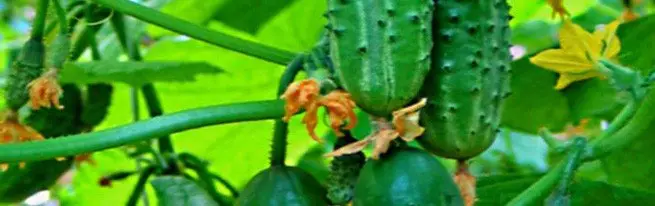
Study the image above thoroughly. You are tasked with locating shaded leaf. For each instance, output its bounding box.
[501,57,570,133]
[151,176,219,206]
[59,61,222,86]
[477,176,655,205]
[212,0,300,34]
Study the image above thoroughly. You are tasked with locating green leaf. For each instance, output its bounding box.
[147,0,227,37]
[602,122,655,191]
[477,176,655,205]
[212,0,300,34]
[59,61,223,86]
[151,176,219,206]
[501,57,570,133]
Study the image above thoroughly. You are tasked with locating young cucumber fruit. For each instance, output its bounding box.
[353,147,463,206]
[418,0,512,160]
[236,166,329,206]
[327,0,434,117]
[326,131,365,205]
[6,38,45,111]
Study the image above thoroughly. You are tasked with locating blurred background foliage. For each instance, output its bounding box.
[1,0,655,205]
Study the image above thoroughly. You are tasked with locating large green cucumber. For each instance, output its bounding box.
[353,147,463,206]
[327,0,434,117]
[418,0,512,160]
[236,166,329,206]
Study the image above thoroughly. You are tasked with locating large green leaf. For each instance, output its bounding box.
[501,57,570,133]
[151,176,218,206]
[211,0,300,34]
[59,61,222,86]
[477,176,655,205]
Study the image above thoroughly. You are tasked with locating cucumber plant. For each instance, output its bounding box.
[0,0,653,205]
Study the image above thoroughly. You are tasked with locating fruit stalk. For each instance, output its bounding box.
[30,0,50,40]
[270,56,304,166]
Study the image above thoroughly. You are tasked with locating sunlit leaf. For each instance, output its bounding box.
[59,61,223,86]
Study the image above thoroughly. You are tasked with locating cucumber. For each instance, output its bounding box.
[6,38,45,111]
[81,84,113,128]
[418,0,512,160]
[327,0,434,117]
[353,147,463,206]
[326,131,365,205]
[236,166,328,206]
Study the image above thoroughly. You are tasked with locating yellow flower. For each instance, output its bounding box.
[530,20,622,89]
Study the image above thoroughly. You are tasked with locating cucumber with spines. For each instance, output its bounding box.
[326,131,365,205]
[5,38,45,111]
[327,0,434,117]
[418,0,512,160]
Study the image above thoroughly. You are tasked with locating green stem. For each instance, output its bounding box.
[507,137,586,206]
[110,12,178,171]
[179,153,230,205]
[586,90,654,160]
[546,137,586,205]
[126,165,157,206]
[51,0,68,33]
[270,56,304,166]
[0,100,285,162]
[31,0,50,40]
[592,101,637,142]
[210,173,239,198]
[91,0,296,65]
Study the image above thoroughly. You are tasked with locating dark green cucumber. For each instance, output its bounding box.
[326,131,365,205]
[327,0,434,117]
[236,166,328,206]
[81,84,113,128]
[5,38,45,111]
[1,84,84,202]
[23,84,84,137]
[419,0,512,160]
[353,147,463,206]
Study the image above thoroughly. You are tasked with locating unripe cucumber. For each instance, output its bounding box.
[23,84,84,136]
[236,166,329,206]
[2,84,84,202]
[327,0,434,117]
[46,34,71,69]
[5,38,45,111]
[419,0,512,160]
[353,147,463,206]
[326,131,365,205]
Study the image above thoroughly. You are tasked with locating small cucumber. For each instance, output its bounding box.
[6,38,45,111]
[326,131,365,205]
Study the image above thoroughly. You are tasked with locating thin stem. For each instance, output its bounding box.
[595,101,638,142]
[270,56,304,166]
[0,100,286,162]
[91,0,296,65]
[126,165,157,206]
[210,173,239,198]
[586,90,654,160]
[179,153,230,205]
[31,0,50,40]
[546,137,586,205]
[131,88,140,121]
[51,0,68,33]
[507,137,586,206]
[110,12,178,172]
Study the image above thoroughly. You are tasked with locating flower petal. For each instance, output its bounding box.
[530,49,593,73]
[597,20,622,59]
[554,71,602,90]
[560,20,601,60]
[324,139,370,158]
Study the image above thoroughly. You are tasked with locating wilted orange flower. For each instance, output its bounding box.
[0,111,44,171]
[28,69,64,110]
[325,98,427,159]
[547,0,569,19]
[281,79,358,143]
[454,161,476,206]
